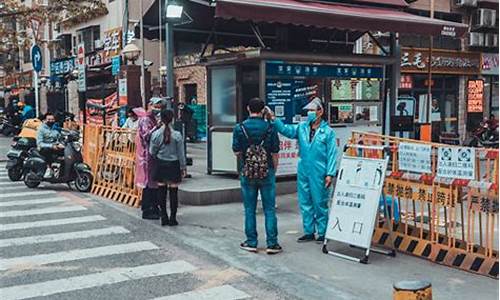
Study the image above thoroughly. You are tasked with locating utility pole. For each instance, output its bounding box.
[159,0,163,93]
[165,0,174,98]
[140,0,146,106]
[426,0,435,124]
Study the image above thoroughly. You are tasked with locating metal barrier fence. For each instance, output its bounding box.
[83,125,142,207]
[347,131,498,278]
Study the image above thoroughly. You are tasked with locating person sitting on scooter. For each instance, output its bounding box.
[36,112,64,178]
[18,101,35,122]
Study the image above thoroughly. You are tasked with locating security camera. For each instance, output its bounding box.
[144,60,153,68]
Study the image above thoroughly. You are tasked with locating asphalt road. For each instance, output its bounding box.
[0,136,498,300]
[0,137,291,300]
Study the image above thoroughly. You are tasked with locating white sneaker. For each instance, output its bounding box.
[43,168,54,179]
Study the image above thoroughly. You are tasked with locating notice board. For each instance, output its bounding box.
[326,155,389,249]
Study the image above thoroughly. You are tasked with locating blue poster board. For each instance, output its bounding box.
[112,56,121,76]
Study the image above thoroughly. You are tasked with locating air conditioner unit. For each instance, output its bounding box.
[473,9,497,29]
[94,40,103,50]
[455,0,477,7]
[468,32,484,47]
[485,33,499,47]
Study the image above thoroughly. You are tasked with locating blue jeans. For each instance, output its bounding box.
[240,169,278,248]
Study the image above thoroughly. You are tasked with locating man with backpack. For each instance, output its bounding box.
[232,97,282,254]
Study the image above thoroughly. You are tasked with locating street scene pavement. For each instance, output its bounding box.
[0,136,498,300]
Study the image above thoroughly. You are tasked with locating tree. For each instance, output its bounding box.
[0,0,108,72]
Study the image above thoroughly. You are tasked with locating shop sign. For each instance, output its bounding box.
[326,155,389,249]
[481,53,499,76]
[437,146,475,179]
[401,48,481,75]
[102,28,122,59]
[266,61,384,79]
[467,79,484,113]
[400,75,413,89]
[50,57,75,76]
[398,142,432,173]
[118,78,127,105]
[111,56,121,76]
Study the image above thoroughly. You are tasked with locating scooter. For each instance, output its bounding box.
[465,121,499,148]
[23,129,93,192]
[0,114,23,137]
[5,136,37,181]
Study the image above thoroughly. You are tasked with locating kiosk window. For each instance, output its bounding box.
[210,67,237,126]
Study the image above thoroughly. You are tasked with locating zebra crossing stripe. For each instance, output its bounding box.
[0,260,197,300]
[0,206,87,218]
[0,191,56,199]
[0,215,106,232]
[0,226,129,248]
[152,285,251,300]
[0,197,67,207]
[0,241,159,271]
[0,181,24,186]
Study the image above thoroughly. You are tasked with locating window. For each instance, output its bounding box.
[76,26,100,53]
[23,47,31,63]
[184,84,197,103]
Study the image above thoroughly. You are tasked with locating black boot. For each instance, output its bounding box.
[158,186,169,226]
[141,188,159,220]
[168,187,179,226]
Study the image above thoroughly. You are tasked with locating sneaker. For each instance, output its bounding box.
[240,242,257,253]
[43,167,54,179]
[168,219,179,226]
[266,244,283,255]
[316,236,325,243]
[297,234,315,243]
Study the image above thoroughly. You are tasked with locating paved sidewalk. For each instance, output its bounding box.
[100,192,499,300]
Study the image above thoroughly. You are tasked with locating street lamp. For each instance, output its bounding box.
[166,3,183,18]
[164,1,183,98]
[121,43,141,64]
[71,69,79,80]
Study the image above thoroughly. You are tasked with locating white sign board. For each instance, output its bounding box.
[275,135,298,176]
[325,155,389,249]
[77,64,86,92]
[398,142,432,173]
[77,43,86,92]
[118,79,127,97]
[437,146,476,179]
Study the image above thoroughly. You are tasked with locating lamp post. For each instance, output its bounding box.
[164,1,183,98]
[121,42,142,65]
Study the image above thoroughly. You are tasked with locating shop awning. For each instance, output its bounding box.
[215,0,468,37]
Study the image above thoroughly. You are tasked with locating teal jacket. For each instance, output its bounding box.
[273,118,338,177]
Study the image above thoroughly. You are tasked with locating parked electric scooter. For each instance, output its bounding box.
[5,136,37,181]
[23,129,93,192]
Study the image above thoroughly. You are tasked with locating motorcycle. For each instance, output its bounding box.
[465,121,499,148]
[23,129,93,192]
[5,136,37,181]
[0,114,23,137]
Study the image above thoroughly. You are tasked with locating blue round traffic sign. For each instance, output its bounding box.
[31,45,42,72]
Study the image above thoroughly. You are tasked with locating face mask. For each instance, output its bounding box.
[152,108,161,115]
[307,111,317,123]
[46,121,55,128]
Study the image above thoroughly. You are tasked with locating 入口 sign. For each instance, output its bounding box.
[467,79,484,113]
[398,142,432,174]
[326,155,389,249]
[437,146,476,180]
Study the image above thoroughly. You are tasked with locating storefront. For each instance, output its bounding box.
[141,0,467,175]
[398,48,481,142]
[481,53,499,118]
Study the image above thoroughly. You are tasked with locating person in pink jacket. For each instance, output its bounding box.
[133,99,163,219]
